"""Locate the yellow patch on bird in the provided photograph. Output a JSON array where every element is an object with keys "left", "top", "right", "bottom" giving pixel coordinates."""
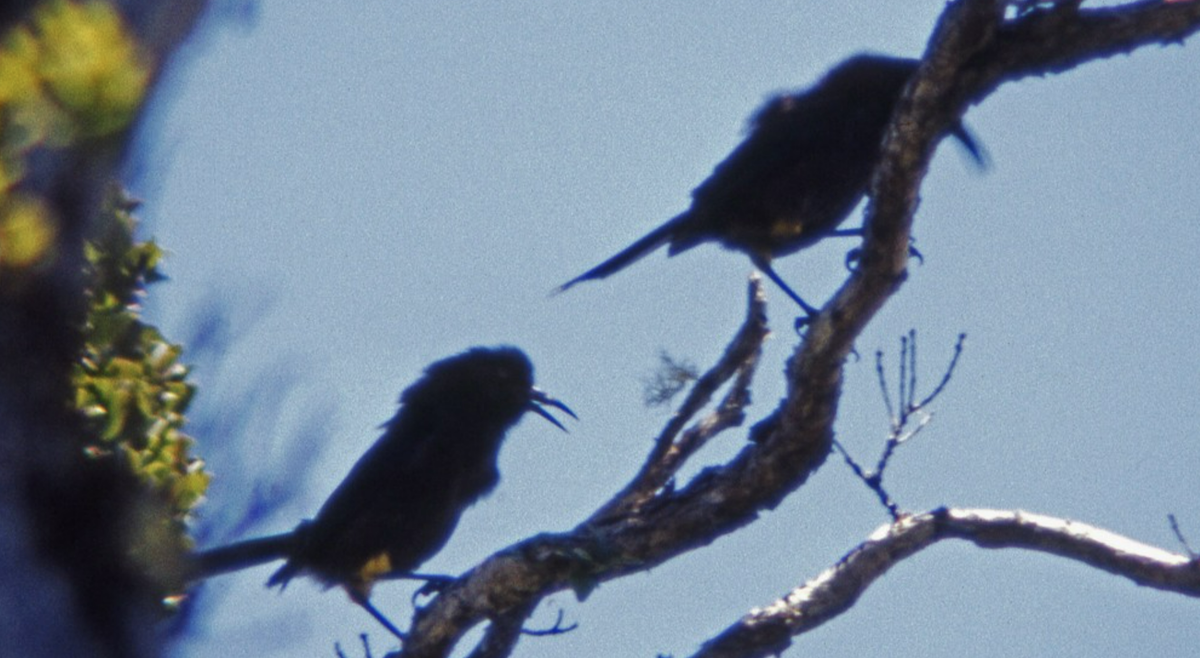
[
  {"left": 771, "top": 217, "right": 805, "bottom": 240},
  {"left": 357, "top": 552, "right": 393, "bottom": 585}
]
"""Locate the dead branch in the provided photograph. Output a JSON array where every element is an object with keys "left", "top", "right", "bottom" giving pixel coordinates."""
[{"left": 690, "top": 507, "right": 1200, "bottom": 658}]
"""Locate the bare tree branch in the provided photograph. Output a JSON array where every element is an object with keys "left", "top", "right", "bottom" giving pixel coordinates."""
[
  {"left": 591, "top": 274, "right": 770, "bottom": 522},
  {"left": 691, "top": 507, "right": 1200, "bottom": 658},
  {"left": 382, "top": 3, "right": 1200, "bottom": 656}
]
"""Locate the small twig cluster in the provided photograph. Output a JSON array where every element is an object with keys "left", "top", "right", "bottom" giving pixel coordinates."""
[{"left": 834, "top": 330, "right": 966, "bottom": 519}]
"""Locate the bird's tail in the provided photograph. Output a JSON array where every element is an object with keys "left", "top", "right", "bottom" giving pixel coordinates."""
[
  {"left": 189, "top": 531, "right": 295, "bottom": 582},
  {"left": 553, "top": 214, "right": 685, "bottom": 294}
]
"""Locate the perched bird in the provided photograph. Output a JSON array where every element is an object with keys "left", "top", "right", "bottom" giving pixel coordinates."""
[
  {"left": 556, "top": 53, "right": 983, "bottom": 316},
  {"left": 192, "top": 346, "right": 575, "bottom": 639}
]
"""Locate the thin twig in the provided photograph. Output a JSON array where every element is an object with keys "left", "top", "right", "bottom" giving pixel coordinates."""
[
  {"left": 874, "top": 350, "right": 895, "bottom": 424},
  {"left": 902, "top": 329, "right": 912, "bottom": 410},
  {"left": 520, "top": 608, "right": 578, "bottom": 637},
  {"left": 915, "top": 333, "right": 966, "bottom": 410},
  {"left": 832, "top": 440, "right": 898, "bottom": 517},
  {"left": 1168, "top": 514, "right": 1198, "bottom": 559},
  {"left": 898, "top": 331, "right": 909, "bottom": 422}
]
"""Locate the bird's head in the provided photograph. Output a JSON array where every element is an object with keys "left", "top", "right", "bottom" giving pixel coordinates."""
[{"left": 401, "top": 346, "right": 576, "bottom": 432}]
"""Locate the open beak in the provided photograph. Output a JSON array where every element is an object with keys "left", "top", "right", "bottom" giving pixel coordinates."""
[{"left": 528, "top": 387, "right": 578, "bottom": 432}]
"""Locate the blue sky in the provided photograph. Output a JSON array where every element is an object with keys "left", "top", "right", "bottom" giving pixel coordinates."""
[{"left": 136, "top": 2, "right": 1200, "bottom": 657}]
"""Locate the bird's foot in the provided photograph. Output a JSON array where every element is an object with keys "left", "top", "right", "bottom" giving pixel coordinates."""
[
  {"left": 907, "top": 239, "right": 924, "bottom": 265},
  {"left": 411, "top": 574, "right": 456, "bottom": 604},
  {"left": 844, "top": 246, "right": 861, "bottom": 271},
  {"left": 843, "top": 238, "right": 923, "bottom": 271}
]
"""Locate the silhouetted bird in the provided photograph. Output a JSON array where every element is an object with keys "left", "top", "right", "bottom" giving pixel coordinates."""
[
  {"left": 192, "top": 346, "right": 575, "bottom": 639},
  {"left": 556, "top": 54, "right": 983, "bottom": 317}
]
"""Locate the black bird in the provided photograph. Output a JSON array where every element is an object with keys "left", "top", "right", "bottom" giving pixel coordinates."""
[
  {"left": 192, "top": 346, "right": 575, "bottom": 639},
  {"left": 556, "top": 54, "right": 983, "bottom": 316}
]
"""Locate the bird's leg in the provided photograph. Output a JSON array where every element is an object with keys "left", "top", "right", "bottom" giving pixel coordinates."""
[
  {"left": 348, "top": 590, "right": 406, "bottom": 641},
  {"left": 827, "top": 228, "right": 864, "bottom": 239},
  {"left": 754, "top": 258, "right": 818, "bottom": 318},
  {"left": 376, "top": 570, "right": 458, "bottom": 603}
]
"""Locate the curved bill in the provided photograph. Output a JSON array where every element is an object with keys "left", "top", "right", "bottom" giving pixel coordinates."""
[{"left": 529, "top": 387, "right": 578, "bottom": 432}]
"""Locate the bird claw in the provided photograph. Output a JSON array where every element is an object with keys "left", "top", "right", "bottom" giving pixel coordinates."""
[
  {"left": 411, "top": 575, "right": 456, "bottom": 604},
  {"left": 907, "top": 239, "right": 924, "bottom": 266},
  {"left": 844, "top": 247, "right": 862, "bottom": 272},
  {"left": 843, "top": 239, "right": 923, "bottom": 271}
]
